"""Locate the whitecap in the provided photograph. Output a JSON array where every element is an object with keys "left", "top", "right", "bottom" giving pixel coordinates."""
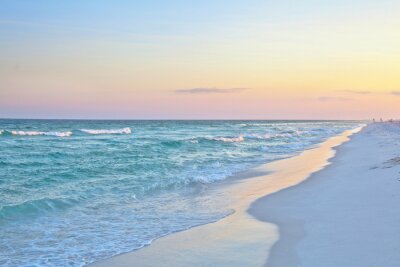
[
  {"left": 248, "top": 131, "right": 305, "bottom": 140},
  {"left": 244, "top": 134, "right": 273, "bottom": 140},
  {"left": 10, "top": 130, "right": 72, "bottom": 137},
  {"left": 80, "top": 127, "right": 132, "bottom": 135},
  {"left": 210, "top": 135, "right": 244, "bottom": 143}
]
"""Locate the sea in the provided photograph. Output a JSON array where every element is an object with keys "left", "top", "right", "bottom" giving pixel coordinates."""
[{"left": 0, "top": 119, "right": 362, "bottom": 266}]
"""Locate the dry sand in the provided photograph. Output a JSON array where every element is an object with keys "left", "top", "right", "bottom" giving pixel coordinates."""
[
  {"left": 90, "top": 124, "right": 400, "bottom": 267},
  {"left": 251, "top": 122, "right": 400, "bottom": 267}
]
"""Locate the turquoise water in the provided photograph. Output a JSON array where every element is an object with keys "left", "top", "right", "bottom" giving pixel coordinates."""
[{"left": 0, "top": 120, "right": 361, "bottom": 266}]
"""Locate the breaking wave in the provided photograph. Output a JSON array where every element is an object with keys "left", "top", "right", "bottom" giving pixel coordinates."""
[
  {"left": 9, "top": 130, "right": 72, "bottom": 137},
  {"left": 80, "top": 127, "right": 132, "bottom": 135},
  {"left": 244, "top": 132, "right": 296, "bottom": 139},
  {"left": 207, "top": 135, "right": 245, "bottom": 143},
  {"left": 201, "top": 131, "right": 303, "bottom": 143},
  {"left": 0, "top": 128, "right": 133, "bottom": 137}
]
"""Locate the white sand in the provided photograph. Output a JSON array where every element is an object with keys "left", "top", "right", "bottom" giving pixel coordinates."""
[
  {"left": 89, "top": 126, "right": 368, "bottom": 267},
  {"left": 250, "top": 122, "right": 400, "bottom": 266},
  {"left": 91, "top": 124, "right": 400, "bottom": 267}
]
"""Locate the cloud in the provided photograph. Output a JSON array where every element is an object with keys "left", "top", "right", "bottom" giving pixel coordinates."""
[
  {"left": 174, "top": 87, "right": 248, "bottom": 94},
  {"left": 317, "top": 96, "right": 353, "bottom": 102},
  {"left": 336, "top": 90, "right": 400, "bottom": 96},
  {"left": 336, "top": 89, "right": 371, "bottom": 95}
]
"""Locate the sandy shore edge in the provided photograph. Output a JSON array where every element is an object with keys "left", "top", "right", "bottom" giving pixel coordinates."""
[
  {"left": 251, "top": 122, "right": 400, "bottom": 267},
  {"left": 90, "top": 126, "right": 363, "bottom": 267}
]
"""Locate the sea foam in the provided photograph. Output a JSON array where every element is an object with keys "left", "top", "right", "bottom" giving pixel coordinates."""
[
  {"left": 80, "top": 127, "right": 132, "bottom": 135},
  {"left": 10, "top": 130, "right": 72, "bottom": 137},
  {"left": 208, "top": 135, "right": 244, "bottom": 143}
]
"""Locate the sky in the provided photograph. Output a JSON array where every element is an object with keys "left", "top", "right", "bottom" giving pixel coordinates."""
[{"left": 0, "top": 0, "right": 399, "bottom": 119}]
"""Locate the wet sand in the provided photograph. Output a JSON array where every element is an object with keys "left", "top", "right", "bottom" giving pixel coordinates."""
[
  {"left": 91, "top": 126, "right": 362, "bottom": 267},
  {"left": 251, "top": 123, "right": 400, "bottom": 267}
]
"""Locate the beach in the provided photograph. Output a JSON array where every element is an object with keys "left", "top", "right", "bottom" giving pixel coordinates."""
[
  {"left": 252, "top": 122, "right": 400, "bottom": 266},
  {"left": 1, "top": 120, "right": 360, "bottom": 266},
  {"left": 93, "top": 123, "right": 400, "bottom": 266},
  {"left": 2, "top": 121, "right": 399, "bottom": 266},
  {"left": 90, "top": 122, "right": 400, "bottom": 267},
  {"left": 5, "top": 120, "right": 399, "bottom": 267},
  {"left": 3, "top": 1, "right": 399, "bottom": 266}
]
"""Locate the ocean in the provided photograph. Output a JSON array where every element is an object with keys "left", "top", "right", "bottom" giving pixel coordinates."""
[{"left": 0, "top": 120, "right": 362, "bottom": 266}]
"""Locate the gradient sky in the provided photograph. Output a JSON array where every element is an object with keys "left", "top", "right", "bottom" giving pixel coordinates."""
[{"left": 1, "top": 0, "right": 399, "bottom": 119}]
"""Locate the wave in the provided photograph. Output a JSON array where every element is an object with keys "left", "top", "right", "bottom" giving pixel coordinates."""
[
  {"left": 9, "top": 130, "right": 72, "bottom": 137},
  {"left": 1, "top": 127, "right": 132, "bottom": 137},
  {"left": 0, "top": 197, "right": 78, "bottom": 221},
  {"left": 192, "top": 131, "right": 303, "bottom": 144},
  {"left": 245, "top": 133, "right": 290, "bottom": 139},
  {"left": 244, "top": 133, "right": 273, "bottom": 140},
  {"left": 80, "top": 127, "right": 132, "bottom": 135},
  {"left": 207, "top": 135, "right": 244, "bottom": 143},
  {"left": 207, "top": 131, "right": 306, "bottom": 143},
  {"left": 245, "top": 130, "right": 305, "bottom": 140},
  {"left": 160, "top": 139, "right": 185, "bottom": 147}
]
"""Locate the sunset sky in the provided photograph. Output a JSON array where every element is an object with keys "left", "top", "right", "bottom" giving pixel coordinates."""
[{"left": 1, "top": 0, "right": 399, "bottom": 119}]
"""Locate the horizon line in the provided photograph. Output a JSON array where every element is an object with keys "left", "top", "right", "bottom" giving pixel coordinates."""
[{"left": 0, "top": 117, "right": 368, "bottom": 121}]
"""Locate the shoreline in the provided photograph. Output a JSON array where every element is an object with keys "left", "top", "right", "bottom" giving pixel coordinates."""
[
  {"left": 251, "top": 122, "right": 400, "bottom": 266},
  {"left": 91, "top": 126, "right": 363, "bottom": 267}
]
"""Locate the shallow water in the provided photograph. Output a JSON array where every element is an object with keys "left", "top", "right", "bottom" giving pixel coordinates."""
[{"left": 0, "top": 120, "right": 362, "bottom": 266}]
